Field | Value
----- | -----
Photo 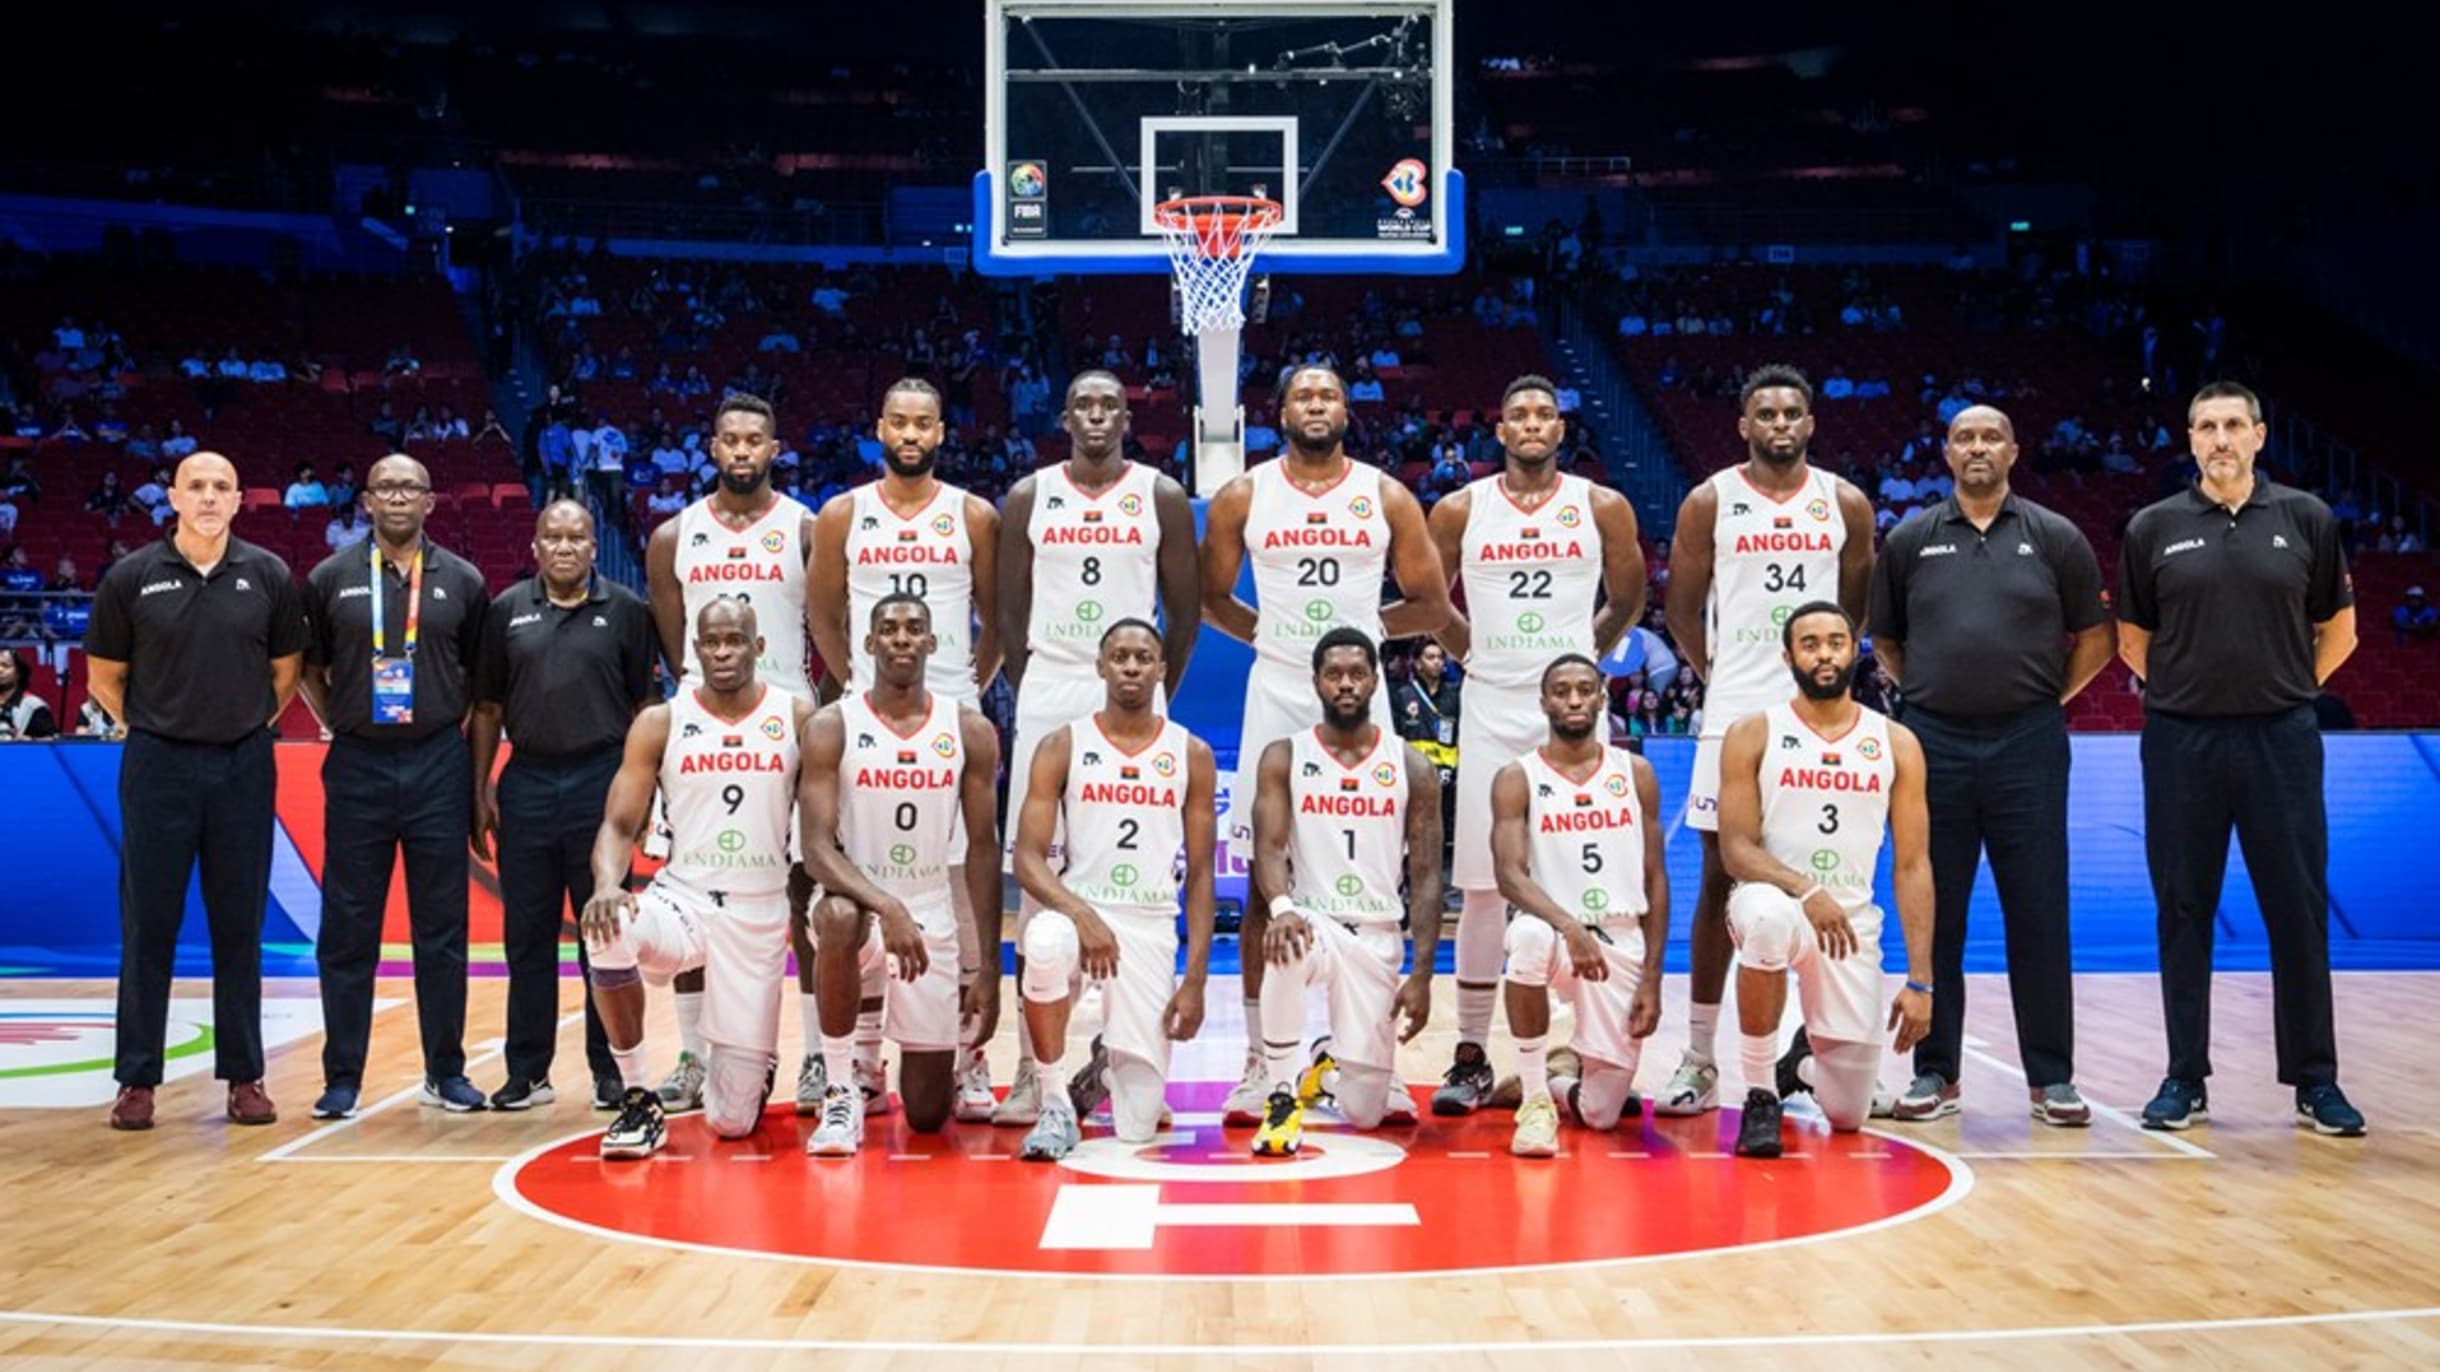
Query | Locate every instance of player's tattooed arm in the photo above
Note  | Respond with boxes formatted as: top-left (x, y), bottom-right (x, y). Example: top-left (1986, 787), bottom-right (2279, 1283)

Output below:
top-left (996, 476), bottom-right (1038, 692)
top-left (1152, 473), bottom-right (1202, 697)
top-left (1168, 736), bottom-right (1221, 1041)
top-left (1252, 737), bottom-right (1310, 964)
top-left (806, 494), bottom-right (857, 696)
top-left (1665, 481), bottom-right (1717, 681)
top-left (581, 704), bottom-right (669, 940)
top-left (1589, 486), bottom-right (1648, 658)
top-left (1198, 475), bottom-right (1260, 644)
top-left (797, 704), bottom-right (911, 926)
top-left (1394, 744), bottom-right (1445, 1042)
top-left (1426, 489), bottom-right (1472, 661)
top-left (967, 495), bottom-right (1004, 693)
top-left (1378, 480), bottom-right (1452, 640)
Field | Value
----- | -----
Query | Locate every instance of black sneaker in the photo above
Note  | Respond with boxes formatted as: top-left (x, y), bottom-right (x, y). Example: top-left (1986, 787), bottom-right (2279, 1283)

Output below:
top-left (591, 1075), bottom-right (623, 1111)
top-left (2141, 1077), bottom-right (2208, 1130)
top-left (601, 1087), bottom-right (668, 1160)
top-left (1734, 1088), bottom-right (1784, 1159)
top-left (490, 1078), bottom-right (556, 1111)
top-left (1775, 1027), bottom-right (1814, 1099)
top-left (2296, 1084), bottom-right (2366, 1137)
top-left (1430, 1042), bottom-right (1496, 1116)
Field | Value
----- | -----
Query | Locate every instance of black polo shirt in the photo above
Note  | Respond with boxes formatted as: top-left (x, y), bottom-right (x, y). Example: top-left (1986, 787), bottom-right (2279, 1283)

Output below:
top-left (2118, 479), bottom-right (2351, 717)
top-left (85, 535), bottom-right (309, 743)
top-left (304, 538), bottom-right (491, 741)
top-left (1868, 492), bottom-right (2109, 716)
top-left (475, 576), bottom-right (659, 757)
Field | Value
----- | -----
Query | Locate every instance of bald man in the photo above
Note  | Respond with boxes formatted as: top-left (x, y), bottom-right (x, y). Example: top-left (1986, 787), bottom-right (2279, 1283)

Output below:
top-left (299, 453), bottom-right (495, 1118)
top-left (1866, 406), bottom-right (2115, 1125)
top-left (87, 453), bottom-right (309, 1131)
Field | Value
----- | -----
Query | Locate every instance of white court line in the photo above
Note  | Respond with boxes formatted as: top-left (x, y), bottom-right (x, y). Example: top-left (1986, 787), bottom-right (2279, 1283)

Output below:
top-left (1953, 1151), bottom-right (2211, 1161)
top-left (1959, 1039), bottom-right (2215, 1160)
top-left (255, 1016), bottom-right (579, 1163)
top-left (262, 1154), bottom-right (521, 1164)
top-left (1, 1303), bottom-right (2435, 1356)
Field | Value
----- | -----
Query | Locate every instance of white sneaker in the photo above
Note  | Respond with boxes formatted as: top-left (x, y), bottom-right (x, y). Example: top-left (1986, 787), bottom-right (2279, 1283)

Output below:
top-left (1652, 1055), bottom-right (1719, 1117)
top-left (1020, 1093), bottom-right (1081, 1162)
top-left (990, 1061), bottom-right (1041, 1126)
top-left (1380, 1073), bottom-right (1420, 1127)
top-left (855, 1058), bottom-right (895, 1117)
top-left (953, 1049), bottom-right (997, 1124)
top-left (656, 1052), bottom-right (706, 1114)
top-left (793, 1054), bottom-right (825, 1116)
top-left (1511, 1095), bottom-right (1561, 1157)
top-left (1221, 1052), bottom-right (1269, 1127)
top-left (1869, 1080), bottom-right (1898, 1119)
top-left (806, 1083), bottom-right (864, 1157)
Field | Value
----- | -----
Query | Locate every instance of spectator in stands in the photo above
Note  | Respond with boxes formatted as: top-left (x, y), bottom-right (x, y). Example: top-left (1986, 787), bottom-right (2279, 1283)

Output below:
top-left (124, 423), bottom-right (161, 463)
top-left (608, 346), bottom-right (640, 381)
top-left (328, 463), bottom-right (359, 511)
top-left (130, 465), bottom-right (173, 526)
top-left (1819, 366), bottom-right (1856, 401)
top-left (647, 362), bottom-right (679, 395)
top-left (179, 350), bottom-right (212, 380)
top-left (2393, 586), bottom-right (2437, 646)
top-left (405, 406), bottom-right (440, 442)
top-left (2377, 515), bottom-right (2425, 553)
top-left (645, 473), bottom-right (688, 524)
top-left (758, 321), bottom-right (801, 353)
top-left (1348, 359), bottom-right (1387, 403)
top-left (86, 470), bottom-right (133, 522)
top-left (284, 464), bottom-right (331, 510)
top-left (474, 409), bottom-right (510, 447)
top-left (49, 556), bottom-right (84, 594)
top-left (1880, 462), bottom-right (1920, 505)
top-left (215, 347), bottom-right (250, 381)
top-left (369, 401), bottom-right (404, 445)
top-left (678, 364), bottom-right (712, 397)
top-left (383, 344), bottom-right (421, 379)
top-left (248, 355), bottom-right (287, 384)
top-left (2, 458), bottom-right (39, 510)
top-left (98, 539), bottom-right (133, 583)
top-left (0, 649), bottom-right (57, 740)
top-left (0, 492), bottom-right (14, 541)
top-left (51, 410), bottom-right (90, 443)
top-left (94, 407), bottom-right (128, 444)
top-left (326, 502), bottom-right (369, 551)
top-left (160, 419), bottom-right (198, 460)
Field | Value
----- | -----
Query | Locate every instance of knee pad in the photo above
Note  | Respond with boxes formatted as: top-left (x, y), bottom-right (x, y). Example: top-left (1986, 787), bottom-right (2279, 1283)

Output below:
top-left (1729, 884), bottom-right (1803, 971)
top-left (1456, 890), bottom-right (1509, 982)
top-left (1021, 911), bottom-right (1080, 1003)
top-left (703, 1045), bottom-right (774, 1139)
top-left (1334, 1062), bottom-right (1394, 1130)
top-left (1108, 1051), bottom-right (1167, 1144)
top-left (586, 917), bottom-right (639, 974)
top-left (1503, 918), bottom-right (1557, 986)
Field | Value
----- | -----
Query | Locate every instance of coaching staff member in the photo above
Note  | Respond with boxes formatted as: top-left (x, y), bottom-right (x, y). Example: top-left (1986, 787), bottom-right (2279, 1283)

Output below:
top-left (2119, 381), bottom-right (2364, 1138)
top-left (298, 454), bottom-right (491, 1119)
top-left (470, 499), bottom-right (659, 1111)
top-left (1868, 405), bottom-right (2114, 1128)
top-left (87, 452), bottom-right (307, 1131)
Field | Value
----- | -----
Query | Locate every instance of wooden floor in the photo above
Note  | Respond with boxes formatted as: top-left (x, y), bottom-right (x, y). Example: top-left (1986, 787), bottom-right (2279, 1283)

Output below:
top-left (0, 970), bottom-right (2434, 1370)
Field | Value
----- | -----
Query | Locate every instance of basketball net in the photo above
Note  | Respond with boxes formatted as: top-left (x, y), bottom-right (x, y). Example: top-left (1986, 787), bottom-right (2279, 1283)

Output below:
top-left (1154, 196), bottom-right (1281, 495)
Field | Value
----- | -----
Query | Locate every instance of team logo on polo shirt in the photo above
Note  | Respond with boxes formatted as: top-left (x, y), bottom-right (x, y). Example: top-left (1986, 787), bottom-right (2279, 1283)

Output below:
top-left (1807, 498), bottom-right (1831, 522)
top-left (1348, 495), bottom-right (1376, 519)
top-left (761, 530), bottom-right (787, 553)
top-left (1857, 737), bottom-right (1883, 762)
top-left (931, 513), bottom-right (957, 537)
top-left (760, 716), bottom-right (787, 741)
top-left (1372, 761), bottom-right (1399, 788)
top-left (931, 732), bottom-right (957, 759)
top-left (1604, 773), bottom-right (1630, 797)
top-left (1118, 493), bottom-right (1145, 517)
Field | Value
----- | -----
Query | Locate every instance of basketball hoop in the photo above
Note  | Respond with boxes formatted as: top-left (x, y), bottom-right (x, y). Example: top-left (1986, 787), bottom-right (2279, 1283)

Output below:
top-left (1153, 195), bottom-right (1284, 335)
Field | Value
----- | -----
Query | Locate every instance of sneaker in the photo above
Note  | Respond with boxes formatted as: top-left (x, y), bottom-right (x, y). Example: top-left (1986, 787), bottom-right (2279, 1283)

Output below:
top-left (991, 1062), bottom-right (1043, 1126)
top-left (1252, 1088), bottom-right (1305, 1156)
top-left (1068, 1036), bottom-right (1113, 1117)
top-left (109, 1084), bottom-right (155, 1132)
top-left (312, 1085), bottom-right (361, 1120)
top-left (1869, 1081), bottom-right (1898, 1119)
top-left (1020, 1093), bottom-right (1081, 1162)
top-left (601, 1087), bottom-right (667, 1160)
top-left (2296, 1084), bottom-right (2366, 1138)
top-left (490, 1079), bottom-right (556, 1112)
top-left (1733, 1088), bottom-right (1784, 1159)
top-left (1380, 1074), bottom-right (1421, 1127)
top-left (1775, 1028), bottom-right (1814, 1099)
top-left (806, 1083), bottom-right (865, 1157)
top-left (657, 1052), bottom-right (707, 1114)
top-left (1489, 1045), bottom-right (1581, 1111)
top-left (1511, 1095), bottom-right (1561, 1158)
top-left (1890, 1072), bottom-right (1960, 1122)
top-left (228, 1080), bottom-right (278, 1126)
top-left (2141, 1077), bottom-right (2208, 1131)
top-left (1296, 1046), bottom-right (1337, 1109)
top-left (592, 1076), bottom-right (624, 1111)
top-left (1430, 1042), bottom-right (1496, 1116)
top-left (419, 1077), bottom-right (488, 1113)
top-left (954, 1049), bottom-right (997, 1124)
top-left (2030, 1083), bottom-right (2093, 1128)
top-left (855, 1058), bottom-right (895, 1117)
top-left (1221, 1051), bottom-right (1270, 1128)
top-left (1653, 1055), bottom-right (1719, 1117)
top-left (794, 1054), bottom-right (825, 1116)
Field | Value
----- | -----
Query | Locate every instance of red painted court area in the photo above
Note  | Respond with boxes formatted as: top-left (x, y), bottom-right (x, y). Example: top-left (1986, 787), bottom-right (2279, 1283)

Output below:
top-left (509, 1083), bottom-right (1963, 1277)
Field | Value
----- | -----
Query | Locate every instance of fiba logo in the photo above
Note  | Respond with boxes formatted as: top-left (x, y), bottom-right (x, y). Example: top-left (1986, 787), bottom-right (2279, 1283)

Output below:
top-left (1118, 492), bottom-right (1144, 517)
top-left (760, 530), bottom-right (787, 553)
top-left (1347, 495), bottom-right (1376, 519)
top-left (1807, 498), bottom-right (1832, 522)
top-left (1008, 160), bottom-right (1048, 199)
top-left (1518, 611), bottom-right (1546, 633)
top-left (1335, 874), bottom-right (1363, 898)
top-left (1076, 599), bottom-right (1105, 623)
top-left (1810, 849), bottom-right (1840, 873)
top-left (1152, 752), bottom-right (1177, 777)
top-left (718, 830), bottom-right (747, 854)
top-left (931, 513), bottom-right (957, 537)
top-left (1304, 599), bottom-right (1333, 623)
top-left (890, 843), bottom-right (917, 866)
top-left (1372, 761), bottom-right (1399, 788)
top-left (1379, 157), bottom-right (1429, 208)
top-left (1582, 888), bottom-right (1610, 912)
top-left (1604, 773), bottom-right (1630, 797)
top-left (931, 732), bottom-right (957, 759)
top-left (1111, 863), bottom-right (1140, 887)
top-left (1857, 737), bottom-right (1883, 761)
top-left (760, 716), bottom-right (786, 740)
top-left (1555, 505), bottom-right (1582, 528)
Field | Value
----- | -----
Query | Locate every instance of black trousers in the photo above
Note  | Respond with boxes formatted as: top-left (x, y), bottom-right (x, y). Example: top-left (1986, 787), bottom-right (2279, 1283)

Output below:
top-left (2141, 704), bottom-right (2337, 1087)
top-left (317, 730), bottom-right (471, 1087)
top-left (496, 746), bottom-right (621, 1088)
top-left (115, 728), bottom-right (278, 1087)
top-left (1908, 704), bottom-right (2076, 1089)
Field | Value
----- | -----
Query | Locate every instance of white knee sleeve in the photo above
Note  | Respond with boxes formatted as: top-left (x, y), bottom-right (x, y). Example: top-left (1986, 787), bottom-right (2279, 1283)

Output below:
top-left (1021, 911), bottom-right (1080, 1003)
top-left (1573, 1061), bottom-right (1638, 1131)
top-left (1456, 889), bottom-right (1508, 983)
top-left (1811, 1037), bottom-right (1881, 1133)
top-left (1729, 884), bottom-right (1804, 971)
top-left (703, 1045), bottom-right (774, 1139)
top-left (1335, 1062), bottom-right (1395, 1130)
top-left (1503, 918), bottom-right (1557, 987)
top-left (1109, 1052), bottom-right (1166, 1145)
top-left (586, 914), bottom-right (638, 973)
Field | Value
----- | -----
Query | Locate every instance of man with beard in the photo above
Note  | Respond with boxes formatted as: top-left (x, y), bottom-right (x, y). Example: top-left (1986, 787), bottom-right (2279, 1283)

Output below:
top-left (1715, 602), bottom-right (1933, 1159)
top-left (1657, 365), bottom-right (1877, 1117)
top-left (1200, 365), bottom-right (1449, 1126)
top-left (989, 371), bottom-right (1200, 1127)
top-left (647, 392), bottom-right (818, 1117)
top-left (1868, 406), bottom-right (2113, 1126)
top-left (1007, 619), bottom-right (1217, 1161)
top-left (299, 452), bottom-right (492, 1118)
top-left (1492, 655), bottom-right (1669, 1157)
top-left (1245, 628), bottom-right (1444, 1155)
top-left (809, 378), bottom-right (1002, 1122)
top-left (1425, 373), bottom-right (1647, 1114)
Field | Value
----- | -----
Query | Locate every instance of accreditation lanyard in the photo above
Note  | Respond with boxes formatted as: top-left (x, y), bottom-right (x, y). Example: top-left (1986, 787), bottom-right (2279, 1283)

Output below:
top-left (1412, 681), bottom-right (1454, 746)
top-left (368, 543), bottom-right (424, 725)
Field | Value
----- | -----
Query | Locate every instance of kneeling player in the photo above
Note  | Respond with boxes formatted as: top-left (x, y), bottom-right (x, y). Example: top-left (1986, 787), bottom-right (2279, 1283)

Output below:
top-left (798, 594), bottom-right (1001, 1156)
top-left (1494, 655), bottom-right (1669, 1157)
top-left (1009, 619), bottom-right (1217, 1161)
top-left (582, 598), bottom-right (813, 1159)
top-left (1717, 602), bottom-right (1933, 1158)
top-left (1248, 627), bottom-right (1443, 1155)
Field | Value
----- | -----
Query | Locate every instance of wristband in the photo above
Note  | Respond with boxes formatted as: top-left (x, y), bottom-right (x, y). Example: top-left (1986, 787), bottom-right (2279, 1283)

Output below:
top-left (1795, 884), bottom-right (1824, 904)
top-left (1269, 894), bottom-right (1297, 918)
top-left (1904, 979), bottom-right (1934, 995)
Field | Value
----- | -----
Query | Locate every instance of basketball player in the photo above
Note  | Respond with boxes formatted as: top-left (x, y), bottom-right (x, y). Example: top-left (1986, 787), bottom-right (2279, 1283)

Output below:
top-left (1426, 373), bottom-right (1647, 1114)
top-left (1716, 602), bottom-right (1932, 1159)
top-left (991, 371), bottom-right (1201, 1126)
top-left (644, 391), bottom-right (816, 1116)
top-left (1201, 364), bottom-right (1450, 1125)
top-left (580, 598), bottom-right (812, 1159)
top-left (1657, 365), bottom-right (1876, 1116)
top-left (1493, 655), bottom-right (1669, 1157)
top-left (798, 594), bottom-right (1001, 1155)
top-left (1007, 618), bottom-right (1218, 1161)
top-left (1247, 628), bottom-right (1444, 1155)
top-left (809, 377), bottom-right (1003, 1124)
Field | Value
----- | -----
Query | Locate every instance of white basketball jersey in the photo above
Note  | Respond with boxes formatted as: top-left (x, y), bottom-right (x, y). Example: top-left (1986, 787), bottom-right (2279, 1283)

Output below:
top-left (1285, 727), bottom-right (1407, 926)
top-left (674, 495), bottom-right (812, 697)
top-left (1519, 745), bottom-right (1648, 924)
top-left (1027, 462), bottom-right (1162, 674)
top-left (1755, 702), bottom-right (1894, 919)
top-left (834, 691), bottom-right (965, 909)
top-left (1242, 458), bottom-right (1391, 671)
top-left (1460, 472), bottom-right (1603, 690)
top-left (1703, 467), bottom-right (1846, 732)
top-left (844, 481), bottom-right (977, 698)
top-left (1058, 715), bottom-right (1191, 917)
top-left (658, 685), bottom-right (800, 899)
